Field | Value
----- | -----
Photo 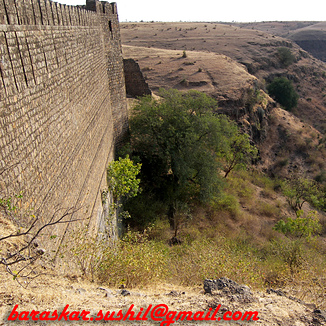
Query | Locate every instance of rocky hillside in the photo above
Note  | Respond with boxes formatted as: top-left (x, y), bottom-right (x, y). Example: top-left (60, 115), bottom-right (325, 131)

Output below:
top-left (121, 22), bottom-right (326, 131)
top-left (121, 22), bottom-right (326, 180)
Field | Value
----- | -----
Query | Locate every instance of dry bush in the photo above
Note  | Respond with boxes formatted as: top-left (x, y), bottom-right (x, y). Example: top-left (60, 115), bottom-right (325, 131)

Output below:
top-left (256, 201), bottom-right (281, 218)
top-left (0, 205), bottom-right (82, 287)
top-left (97, 231), bottom-right (169, 288)
top-left (239, 212), bottom-right (263, 237)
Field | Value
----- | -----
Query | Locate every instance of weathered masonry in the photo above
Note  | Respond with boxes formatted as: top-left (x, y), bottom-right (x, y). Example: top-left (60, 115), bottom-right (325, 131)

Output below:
top-left (0, 0), bottom-right (128, 249)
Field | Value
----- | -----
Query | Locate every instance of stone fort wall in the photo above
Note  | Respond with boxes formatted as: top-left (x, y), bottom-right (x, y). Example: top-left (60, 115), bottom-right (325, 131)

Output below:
top-left (0, 0), bottom-right (128, 251)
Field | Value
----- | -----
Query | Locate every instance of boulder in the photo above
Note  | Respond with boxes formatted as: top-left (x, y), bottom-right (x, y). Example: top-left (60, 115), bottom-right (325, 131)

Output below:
top-left (204, 277), bottom-right (254, 302)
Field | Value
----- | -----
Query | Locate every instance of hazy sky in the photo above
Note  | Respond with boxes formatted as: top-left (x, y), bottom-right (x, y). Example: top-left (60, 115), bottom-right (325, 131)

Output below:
top-left (57, 0), bottom-right (326, 23)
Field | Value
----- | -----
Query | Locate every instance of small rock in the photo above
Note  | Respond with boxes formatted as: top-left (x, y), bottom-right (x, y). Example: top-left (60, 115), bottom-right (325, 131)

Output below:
top-left (304, 302), bottom-right (316, 310)
top-left (36, 248), bottom-right (45, 256)
top-left (289, 296), bottom-right (304, 304)
top-left (168, 236), bottom-right (182, 246)
top-left (208, 301), bottom-right (230, 313)
top-left (314, 309), bottom-right (326, 322)
top-left (120, 289), bottom-right (130, 296)
top-left (76, 288), bottom-right (86, 295)
top-left (98, 287), bottom-right (114, 298)
top-left (267, 288), bottom-right (285, 296)
top-left (98, 287), bottom-right (112, 294)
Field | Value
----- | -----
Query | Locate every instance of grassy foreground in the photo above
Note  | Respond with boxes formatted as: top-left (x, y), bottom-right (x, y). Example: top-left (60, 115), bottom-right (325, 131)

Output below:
top-left (66, 170), bottom-right (326, 309)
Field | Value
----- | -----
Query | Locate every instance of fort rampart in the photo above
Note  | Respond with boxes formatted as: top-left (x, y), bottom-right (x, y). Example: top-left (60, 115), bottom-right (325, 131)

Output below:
top-left (0, 0), bottom-right (128, 250)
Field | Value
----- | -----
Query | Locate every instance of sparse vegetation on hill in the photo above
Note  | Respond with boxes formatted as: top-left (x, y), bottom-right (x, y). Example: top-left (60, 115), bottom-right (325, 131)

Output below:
top-left (65, 167), bottom-right (326, 308)
top-left (121, 21), bottom-right (326, 132)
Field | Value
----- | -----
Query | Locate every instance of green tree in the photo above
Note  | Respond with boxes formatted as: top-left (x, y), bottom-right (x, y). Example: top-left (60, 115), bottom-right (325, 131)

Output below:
top-left (219, 131), bottom-right (258, 178)
top-left (267, 77), bottom-right (299, 111)
top-left (107, 155), bottom-right (142, 203)
top-left (103, 155), bottom-right (141, 223)
top-left (282, 177), bottom-right (320, 213)
top-left (273, 210), bottom-right (322, 275)
top-left (127, 89), bottom-right (256, 229)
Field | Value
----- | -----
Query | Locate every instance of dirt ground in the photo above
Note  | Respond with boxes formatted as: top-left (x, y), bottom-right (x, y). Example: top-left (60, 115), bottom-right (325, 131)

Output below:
top-left (1, 268), bottom-right (325, 326)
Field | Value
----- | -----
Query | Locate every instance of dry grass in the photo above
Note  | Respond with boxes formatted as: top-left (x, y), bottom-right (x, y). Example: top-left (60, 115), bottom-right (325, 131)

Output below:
top-left (0, 215), bottom-right (26, 253)
top-left (2, 264), bottom-right (321, 326)
top-left (55, 170), bottom-right (325, 308)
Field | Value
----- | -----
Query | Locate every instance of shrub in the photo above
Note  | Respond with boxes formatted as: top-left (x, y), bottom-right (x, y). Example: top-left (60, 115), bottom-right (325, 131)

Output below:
top-left (227, 172), bottom-right (255, 200)
top-left (258, 201), bottom-right (280, 218)
top-left (64, 227), bottom-right (105, 282)
top-left (315, 170), bottom-right (326, 183)
top-left (212, 193), bottom-right (240, 216)
top-left (267, 77), bottom-right (299, 111)
top-left (277, 47), bottom-right (296, 67)
top-left (273, 210), bottom-right (322, 240)
top-left (281, 178), bottom-right (321, 213)
top-left (270, 238), bottom-right (304, 275)
top-left (98, 230), bottom-right (169, 288)
top-left (106, 155), bottom-right (141, 202)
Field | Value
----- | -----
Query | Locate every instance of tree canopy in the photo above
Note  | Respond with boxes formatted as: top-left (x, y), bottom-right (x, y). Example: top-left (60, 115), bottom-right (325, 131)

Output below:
top-left (125, 89), bottom-right (257, 228)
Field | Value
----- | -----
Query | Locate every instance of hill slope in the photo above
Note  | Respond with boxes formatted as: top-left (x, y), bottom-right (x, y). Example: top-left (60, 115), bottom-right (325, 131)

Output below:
top-left (233, 21), bottom-right (326, 63)
top-left (121, 22), bottom-right (326, 133)
top-left (121, 22), bottom-right (326, 180)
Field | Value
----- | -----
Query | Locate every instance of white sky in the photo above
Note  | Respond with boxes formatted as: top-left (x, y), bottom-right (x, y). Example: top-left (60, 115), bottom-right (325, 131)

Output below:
top-left (56, 0), bottom-right (326, 23)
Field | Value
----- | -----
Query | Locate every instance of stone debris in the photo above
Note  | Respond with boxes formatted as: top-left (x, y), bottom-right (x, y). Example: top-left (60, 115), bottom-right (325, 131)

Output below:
top-left (204, 277), bottom-right (255, 303)
top-left (97, 287), bottom-right (114, 298)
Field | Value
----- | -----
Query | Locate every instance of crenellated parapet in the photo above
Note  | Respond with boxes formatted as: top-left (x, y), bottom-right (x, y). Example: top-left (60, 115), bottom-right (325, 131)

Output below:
top-left (0, 0), bottom-right (97, 26)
